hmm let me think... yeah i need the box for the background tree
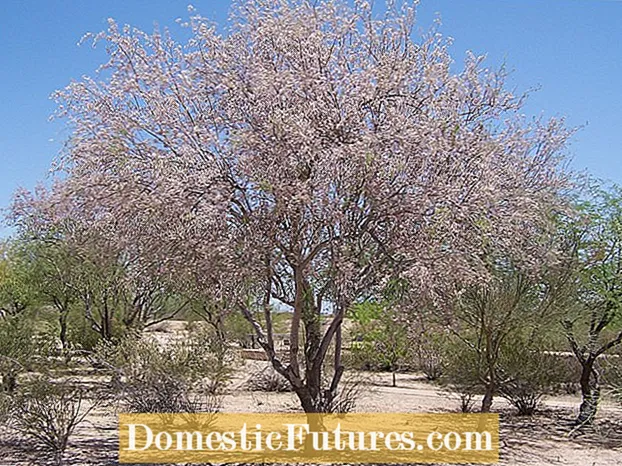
[441,266,568,413]
[10,187,188,345]
[49,0,570,415]
[350,301,411,387]
[0,240,39,319]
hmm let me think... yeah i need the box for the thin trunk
[59,313,68,350]
[577,358,600,426]
[481,383,494,413]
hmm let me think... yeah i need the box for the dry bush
[458,392,476,413]
[318,370,370,415]
[247,366,292,392]
[322,376,364,414]
[0,315,55,393]
[441,391,477,413]
[6,377,96,465]
[440,385,479,413]
[416,337,446,381]
[94,325,234,422]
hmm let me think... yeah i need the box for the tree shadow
[502,407,622,453]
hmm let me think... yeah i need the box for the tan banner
[119,412,499,464]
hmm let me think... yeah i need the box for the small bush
[322,376,364,415]
[247,366,292,392]
[457,392,476,413]
[7,377,95,465]
[497,344,566,415]
[0,314,54,393]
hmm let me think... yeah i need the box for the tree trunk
[577,358,600,426]
[392,371,396,387]
[239,270,347,417]
[296,387,319,415]
[59,311,68,350]
[294,386,326,455]
[481,383,494,413]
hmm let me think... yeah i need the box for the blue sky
[1,0,621,236]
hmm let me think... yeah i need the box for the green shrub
[441,334,566,415]
[0,314,54,393]
[497,341,567,415]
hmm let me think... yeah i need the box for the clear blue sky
[1,0,621,237]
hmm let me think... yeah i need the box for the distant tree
[442,266,569,413]
[48,0,569,416]
[10,189,187,344]
[0,240,39,319]
[351,301,410,387]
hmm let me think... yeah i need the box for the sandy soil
[1,359,621,465]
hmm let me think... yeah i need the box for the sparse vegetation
[95,325,234,417]
[247,366,292,392]
[5,377,96,465]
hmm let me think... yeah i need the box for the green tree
[0,240,39,318]
[561,185,622,425]
[350,300,411,387]
[443,267,567,413]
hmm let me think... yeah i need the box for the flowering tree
[51,0,570,413]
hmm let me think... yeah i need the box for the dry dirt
[1,358,621,466]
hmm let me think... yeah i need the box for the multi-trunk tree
[442,265,570,414]
[10,188,188,344]
[47,0,569,415]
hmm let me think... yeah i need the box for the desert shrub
[0,314,54,393]
[458,392,476,413]
[442,390,477,413]
[95,325,234,421]
[415,334,446,381]
[497,340,567,415]
[7,377,95,465]
[247,366,292,392]
[322,375,365,415]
